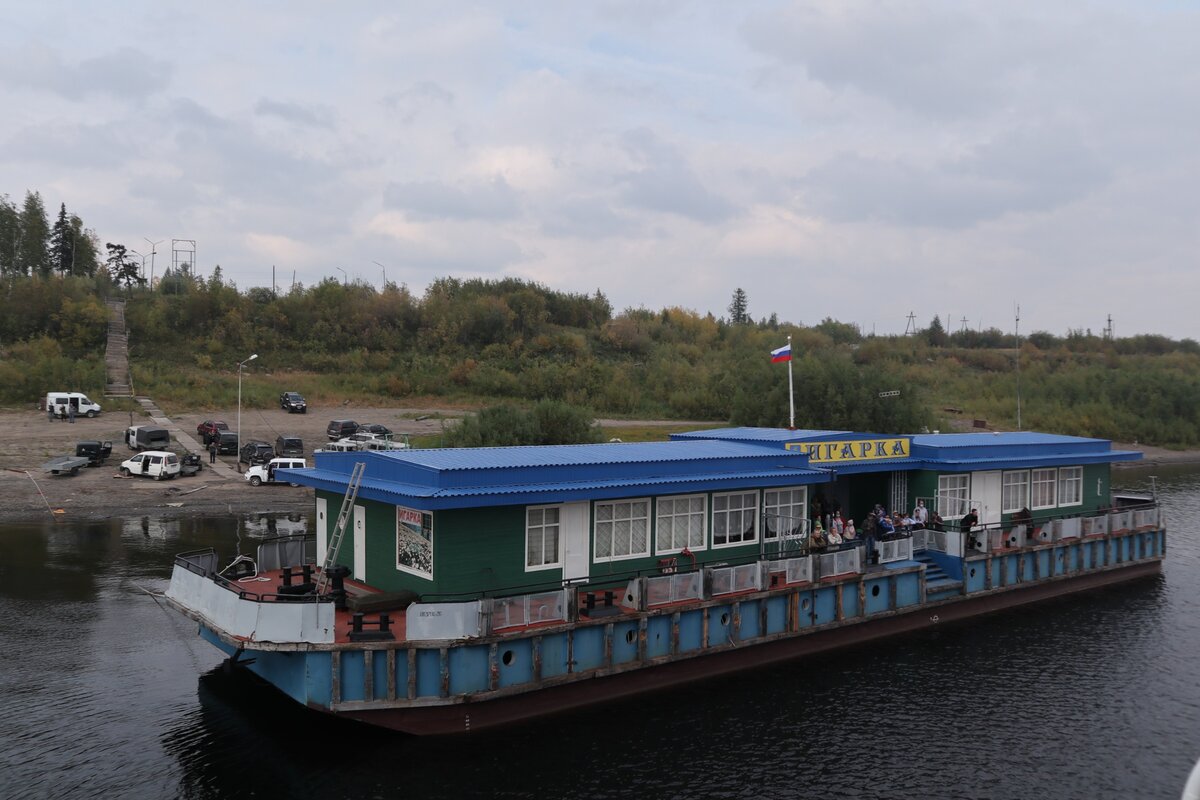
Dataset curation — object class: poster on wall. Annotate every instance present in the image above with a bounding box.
[396,506,433,578]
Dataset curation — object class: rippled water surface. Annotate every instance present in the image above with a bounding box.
[0,468,1197,800]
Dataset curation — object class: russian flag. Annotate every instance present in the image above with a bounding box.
[770,343,792,363]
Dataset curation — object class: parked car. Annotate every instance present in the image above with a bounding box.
[245,457,307,487]
[179,453,203,476]
[216,431,239,455]
[357,423,392,436]
[119,451,180,480]
[239,440,275,465]
[126,425,170,451]
[326,419,358,440]
[196,420,229,445]
[280,392,307,414]
[275,435,304,457]
[75,440,113,466]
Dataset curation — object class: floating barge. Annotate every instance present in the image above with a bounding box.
[164,429,1164,735]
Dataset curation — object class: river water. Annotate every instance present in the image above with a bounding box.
[0,466,1196,800]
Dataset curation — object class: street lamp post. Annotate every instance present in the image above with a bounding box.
[144,238,163,288]
[237,353,258,469]
[372,260,387,286]
[336,267,347,286]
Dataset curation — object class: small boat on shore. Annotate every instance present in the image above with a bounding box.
[164,427,1164,735]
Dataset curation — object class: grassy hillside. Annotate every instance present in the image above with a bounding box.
[3,274,1198,447]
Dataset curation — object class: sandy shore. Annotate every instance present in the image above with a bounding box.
[0,404,1192,524]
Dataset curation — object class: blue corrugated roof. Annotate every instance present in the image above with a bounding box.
[280,464,829,510]
[670,427,851,443]
[278,426,1141,510]
[910,432,1107,448]
[378,438,805,469]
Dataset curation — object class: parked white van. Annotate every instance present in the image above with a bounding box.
[245,457,307,487]
[46,392,102,419]
[119,451,181,480]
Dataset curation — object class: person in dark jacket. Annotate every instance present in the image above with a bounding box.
[208,440,218,464]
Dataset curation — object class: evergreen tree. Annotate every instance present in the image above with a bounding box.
[67,215,100,276]
[926,315,948,347]
[17,191,50,277]
[728,287,749,325]
[50,203,73,275]
[0,194,18,276]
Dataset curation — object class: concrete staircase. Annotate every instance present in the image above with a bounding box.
[104,299,133,397]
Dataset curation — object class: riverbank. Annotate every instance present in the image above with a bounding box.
[0,405,1193,524]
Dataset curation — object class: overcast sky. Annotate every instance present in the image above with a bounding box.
[2,2,1197,338]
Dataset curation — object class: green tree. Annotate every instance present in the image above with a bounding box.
[105,243,144,290]
[17,190,50,277]
[0,194,19,275]
[67,216,100,276]
[728,287,749,325]
[926,315,947,347]
[50,203,73,275]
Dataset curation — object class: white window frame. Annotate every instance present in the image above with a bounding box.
[763,487,807,541]
[655,494,707,555]
[937,474,970,519]
[1030,468,1057,510]
[593,498,651,563]
[525,505,562,571]
[1058,466,1083,507]
[712,490,758,549]
[1002,470,1030,513]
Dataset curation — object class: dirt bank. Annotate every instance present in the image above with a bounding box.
[0,404,462,525]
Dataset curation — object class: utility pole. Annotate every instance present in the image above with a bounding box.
[1014,304,1022,431]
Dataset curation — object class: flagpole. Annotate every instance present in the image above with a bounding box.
[787,334,795,429]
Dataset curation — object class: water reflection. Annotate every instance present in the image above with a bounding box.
[0,472,1198,800]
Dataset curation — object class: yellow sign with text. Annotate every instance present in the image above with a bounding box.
[785,438,910,463]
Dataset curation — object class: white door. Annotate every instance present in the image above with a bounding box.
[561,501,590,583]
[975,471,1003,526]
[316,497,328,562]
[353,504,366,581]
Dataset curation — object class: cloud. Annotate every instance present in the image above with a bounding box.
[1,44,170,101]
[382,176,521,221]
[741,2,1024,118]
[801,127,1109,228]
[381,81,455,124]
[617,128,735,223]
[254,99,334,129]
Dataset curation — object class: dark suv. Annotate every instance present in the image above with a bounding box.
[280,392,307,414]
[239,440,275,465]
[217,431,239,455]
[275,435,304,457]
[327,419,358,440]
[196,420,229,445]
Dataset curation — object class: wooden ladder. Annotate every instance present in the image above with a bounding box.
[315,462,366,594]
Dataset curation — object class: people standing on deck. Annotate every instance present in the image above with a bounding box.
[878,512,895,538]
[913,499,928,528]
[961,508,980,549]
[863,513,878,565]
[810,521,828,553]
